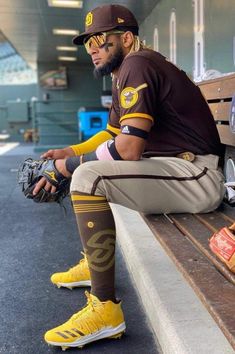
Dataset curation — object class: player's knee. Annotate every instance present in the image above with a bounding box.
[70,161,100,194]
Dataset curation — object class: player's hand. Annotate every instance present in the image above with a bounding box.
[33,177,56,195]
[32,159,71,196]
[41,147,75,160]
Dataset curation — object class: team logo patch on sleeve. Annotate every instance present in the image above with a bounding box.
[120,83,148,109]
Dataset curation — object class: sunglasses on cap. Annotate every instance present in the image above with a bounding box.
[83,31,125,53]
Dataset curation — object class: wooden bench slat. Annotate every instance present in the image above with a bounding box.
[218,203,235,221]
[199,73,235,100]
[220,76,235,99]
[142,213,235,349]
[209,101,231,121]
[195,210,235,230]
[169,212,235,285]
[217,125,235,146]
[198,74,235,145]
[200,81,223,100]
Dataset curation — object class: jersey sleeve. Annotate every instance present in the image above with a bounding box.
[108,77,121,129]
[117,55,159,124]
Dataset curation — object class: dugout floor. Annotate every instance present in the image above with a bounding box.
[0,144,159,354]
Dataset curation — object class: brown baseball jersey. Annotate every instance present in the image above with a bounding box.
[109,49,224,158]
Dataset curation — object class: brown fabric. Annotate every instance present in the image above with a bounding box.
[71,192,116,302]
[108,49,224,158]
[73,4,138,45]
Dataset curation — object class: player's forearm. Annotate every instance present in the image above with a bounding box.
[70,124,120,156]
[65,134,146,174]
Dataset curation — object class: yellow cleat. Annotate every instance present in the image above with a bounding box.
[44,291,126,349]
[51,252,91,289]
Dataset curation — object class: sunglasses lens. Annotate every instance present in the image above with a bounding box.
[84,33,106,52]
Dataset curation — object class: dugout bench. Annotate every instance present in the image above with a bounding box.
[142,73,235,350]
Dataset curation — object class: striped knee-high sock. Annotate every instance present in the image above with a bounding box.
[71,192,116,302]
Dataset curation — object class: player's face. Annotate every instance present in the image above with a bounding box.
[84,32,125,77]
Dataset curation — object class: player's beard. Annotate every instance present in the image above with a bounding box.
[93,44,125,79]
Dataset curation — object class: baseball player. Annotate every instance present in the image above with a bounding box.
[30,4,225,350]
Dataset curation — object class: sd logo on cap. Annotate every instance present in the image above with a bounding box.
[73,4,138,46]
[86,12,93,27]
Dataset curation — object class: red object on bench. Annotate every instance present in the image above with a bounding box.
[210,224,235,272]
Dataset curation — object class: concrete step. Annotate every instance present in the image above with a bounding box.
[111,204,234,354]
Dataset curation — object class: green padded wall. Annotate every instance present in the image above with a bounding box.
[140,0,235,78]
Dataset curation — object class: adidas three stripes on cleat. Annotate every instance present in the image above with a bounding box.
[44,291,126,350]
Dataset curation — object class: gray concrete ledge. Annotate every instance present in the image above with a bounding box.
[111,204,234,354]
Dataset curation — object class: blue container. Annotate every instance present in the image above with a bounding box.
[78,110,109,141]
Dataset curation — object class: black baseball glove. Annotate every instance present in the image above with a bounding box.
[18,158,71,203]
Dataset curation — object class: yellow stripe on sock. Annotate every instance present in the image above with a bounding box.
[71,195,106,201]
[75,209,110,214]
[72,200,107,206]
[73,205,110,211]
[73,203,109,209]
[73,208,111,213]
[73,205,110,213]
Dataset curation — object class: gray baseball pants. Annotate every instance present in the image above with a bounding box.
[70,154,225,214]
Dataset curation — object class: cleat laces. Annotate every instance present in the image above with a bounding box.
[71,292,105,334]
[69,252,88,277]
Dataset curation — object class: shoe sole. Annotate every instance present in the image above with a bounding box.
[45,322,126,349]
[54,280,91,289]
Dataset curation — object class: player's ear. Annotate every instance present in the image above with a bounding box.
[121,31,134,49]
